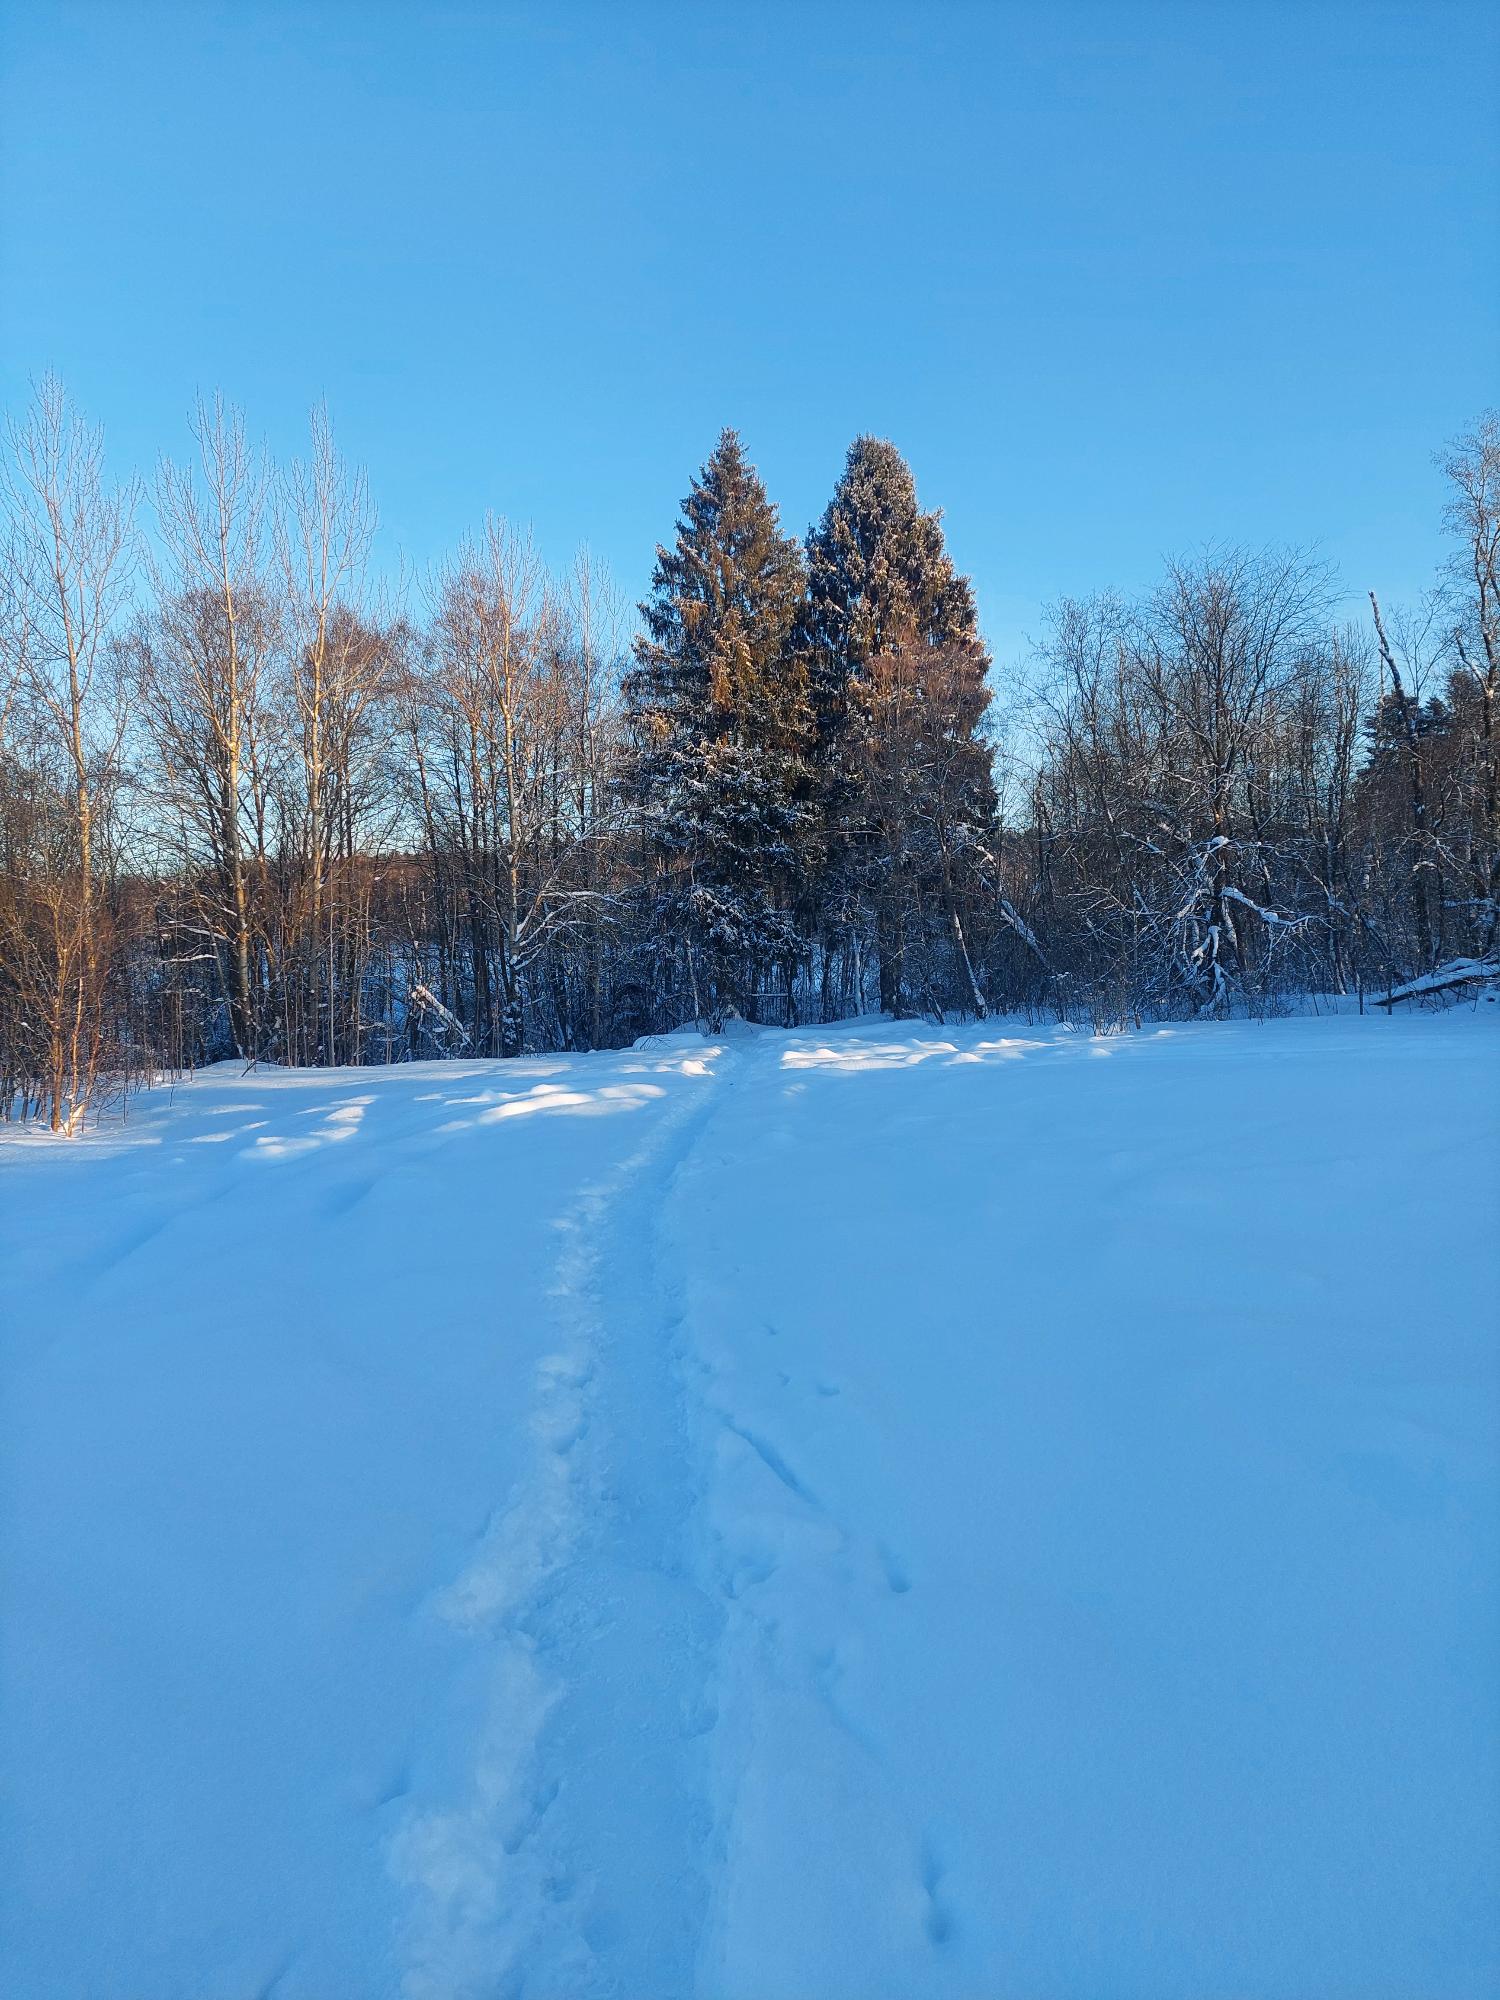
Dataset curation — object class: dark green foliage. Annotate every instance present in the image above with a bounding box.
[624,431,814,1021]
[800,437,997,1014]
[801,436,983,748]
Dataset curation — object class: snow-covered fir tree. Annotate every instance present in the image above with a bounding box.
[801,436,984,742]
[623,430,814,1027]
[800,437,997,1014]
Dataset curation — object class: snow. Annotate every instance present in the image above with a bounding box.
[1376,957,1500,1004]
[2,1011,1497,1999]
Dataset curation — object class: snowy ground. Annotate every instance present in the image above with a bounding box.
[2,1010,1497,2000]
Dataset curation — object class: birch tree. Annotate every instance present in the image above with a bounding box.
[0,378,136,1128]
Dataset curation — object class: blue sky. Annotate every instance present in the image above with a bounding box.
[3,0,1496,675]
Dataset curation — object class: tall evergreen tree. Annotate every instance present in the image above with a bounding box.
[801,436,983,746]
[800,437,996,1015]
[623,430,813,1026]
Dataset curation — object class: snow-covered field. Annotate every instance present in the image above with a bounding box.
[2,1010,1497,2000]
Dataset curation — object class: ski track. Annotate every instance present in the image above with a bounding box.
[394,1027,991,1995]
[394,1039,746,2000]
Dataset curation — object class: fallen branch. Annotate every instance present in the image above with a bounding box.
[1374,958,1500,1007]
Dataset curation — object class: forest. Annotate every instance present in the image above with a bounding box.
[1,380,1496,1129]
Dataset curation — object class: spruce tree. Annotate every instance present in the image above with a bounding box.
[801,437,996,1016]
[802,436,982,744]
[624,430,813,1026]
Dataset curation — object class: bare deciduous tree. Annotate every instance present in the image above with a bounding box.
[0,378,136,1128]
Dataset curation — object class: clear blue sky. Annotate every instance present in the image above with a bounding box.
[3,0,1496,675]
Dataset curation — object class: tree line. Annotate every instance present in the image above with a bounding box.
[1,379,1496,1128]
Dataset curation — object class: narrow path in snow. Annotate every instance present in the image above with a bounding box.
[397,1037,746,2000]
